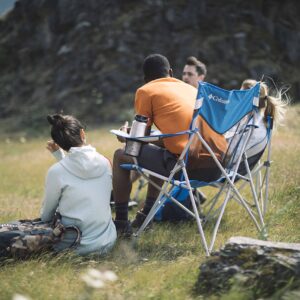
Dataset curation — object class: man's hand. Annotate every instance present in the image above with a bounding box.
[117,121,130,143]
[46,140,60,153]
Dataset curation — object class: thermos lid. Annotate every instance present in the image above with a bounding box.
[135,115,148,123]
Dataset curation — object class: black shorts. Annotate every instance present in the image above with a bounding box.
[137,144,221,182]
[137,144,177,177]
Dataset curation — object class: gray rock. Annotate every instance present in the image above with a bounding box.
[57,45,72,56]
[227,236,300,251]
[195,236,300,298]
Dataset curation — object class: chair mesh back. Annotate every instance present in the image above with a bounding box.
[196,82,260,134]
[223,111,268,174]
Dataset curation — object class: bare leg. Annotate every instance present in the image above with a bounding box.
[113,148,134,204]
[113,146,164,230]
[146,176,163,199]
[130,171,141,183]
[113,148,162,206]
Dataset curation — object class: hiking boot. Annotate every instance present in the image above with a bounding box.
[131,210,149,229]
[110,200,138,210]
[113,220,133,238]
[194,190,207,204]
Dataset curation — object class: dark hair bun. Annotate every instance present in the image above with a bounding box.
[47,115,54,125]
[47,114,65,128]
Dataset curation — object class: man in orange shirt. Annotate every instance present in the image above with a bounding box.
[113,54,226,235]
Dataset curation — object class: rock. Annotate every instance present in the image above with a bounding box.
[227,236,300,251]
[194,236,300,298]
[74,21,91,31]
[57,45,72,55]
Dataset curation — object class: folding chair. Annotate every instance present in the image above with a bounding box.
[201,107,273,246]
[242,114,273,218]
[111,81,266,255]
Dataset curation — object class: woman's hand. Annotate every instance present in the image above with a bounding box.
[46,140,60,153]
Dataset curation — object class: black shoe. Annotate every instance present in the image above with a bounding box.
[131,210,149,229]
[195,190,207,204]
[113,220,133,238]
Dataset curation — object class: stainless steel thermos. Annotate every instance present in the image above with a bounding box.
[125,115,148,156]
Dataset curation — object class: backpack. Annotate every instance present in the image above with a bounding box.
[0,214,81,258]
[154,186,197,222]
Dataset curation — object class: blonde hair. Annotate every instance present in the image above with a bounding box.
[241,79,289,127]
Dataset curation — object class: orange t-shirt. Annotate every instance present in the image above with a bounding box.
[134,77,196,154]
[187,116,228,168]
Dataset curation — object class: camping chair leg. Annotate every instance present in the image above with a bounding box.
[263,162,271,216]
[209,187,233,252]
[263,128,273,216]
[137,171,194,219]
[244,156,265,229]
[255,165,264,213]
[195,189,207,204]
[135,179,173,236]
[215,172,262,235]
[181,167,210,256]
[203,184,228,225]
[252,161,270,218]
[232,162,265,209]
[131,177,148,202]
[227,180,262,231]
[230,162,263,203]
[196,131,262,250]
[135,163,184,236]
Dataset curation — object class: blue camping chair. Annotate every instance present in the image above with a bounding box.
[202,104,273,234]
[112,82,269,255]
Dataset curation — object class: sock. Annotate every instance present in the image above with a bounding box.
[141,196,156,215]
[115,202,129,221]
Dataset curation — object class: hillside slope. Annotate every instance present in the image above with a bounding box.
[0,0,299,130]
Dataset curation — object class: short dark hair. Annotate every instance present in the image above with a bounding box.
[143,54,170,82]
[47,114,85,151]
[186,56,207,76]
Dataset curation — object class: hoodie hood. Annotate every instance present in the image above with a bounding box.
[59,145,110,179]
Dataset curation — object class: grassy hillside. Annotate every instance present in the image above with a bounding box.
[0,105,299,299]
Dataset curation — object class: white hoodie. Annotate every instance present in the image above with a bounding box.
[41,145,116,255]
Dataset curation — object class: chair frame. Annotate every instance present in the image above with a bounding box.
[202,115,273,242]
[113,82,271,255]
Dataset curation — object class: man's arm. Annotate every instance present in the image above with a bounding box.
[135,88,166,147]
[134,88,153,127]
[151,139,165,148]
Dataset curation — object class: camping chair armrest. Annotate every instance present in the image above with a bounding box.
[246,123,259,129]
[237,123,259,134]
[110,129,194,143]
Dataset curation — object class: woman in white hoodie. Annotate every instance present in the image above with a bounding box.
[41,114,116,255]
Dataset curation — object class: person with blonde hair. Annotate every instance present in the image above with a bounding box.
[240,79,288,127]
[228,79,289,173]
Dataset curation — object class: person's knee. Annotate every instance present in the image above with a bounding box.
[149,175,163,185]
[113,148,133,166]
[113,148,125,164]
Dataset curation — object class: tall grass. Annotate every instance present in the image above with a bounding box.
[0,106,299,300]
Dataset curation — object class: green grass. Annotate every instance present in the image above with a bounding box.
[0,107,299,300]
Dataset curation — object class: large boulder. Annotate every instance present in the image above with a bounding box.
[195,237,300,298]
